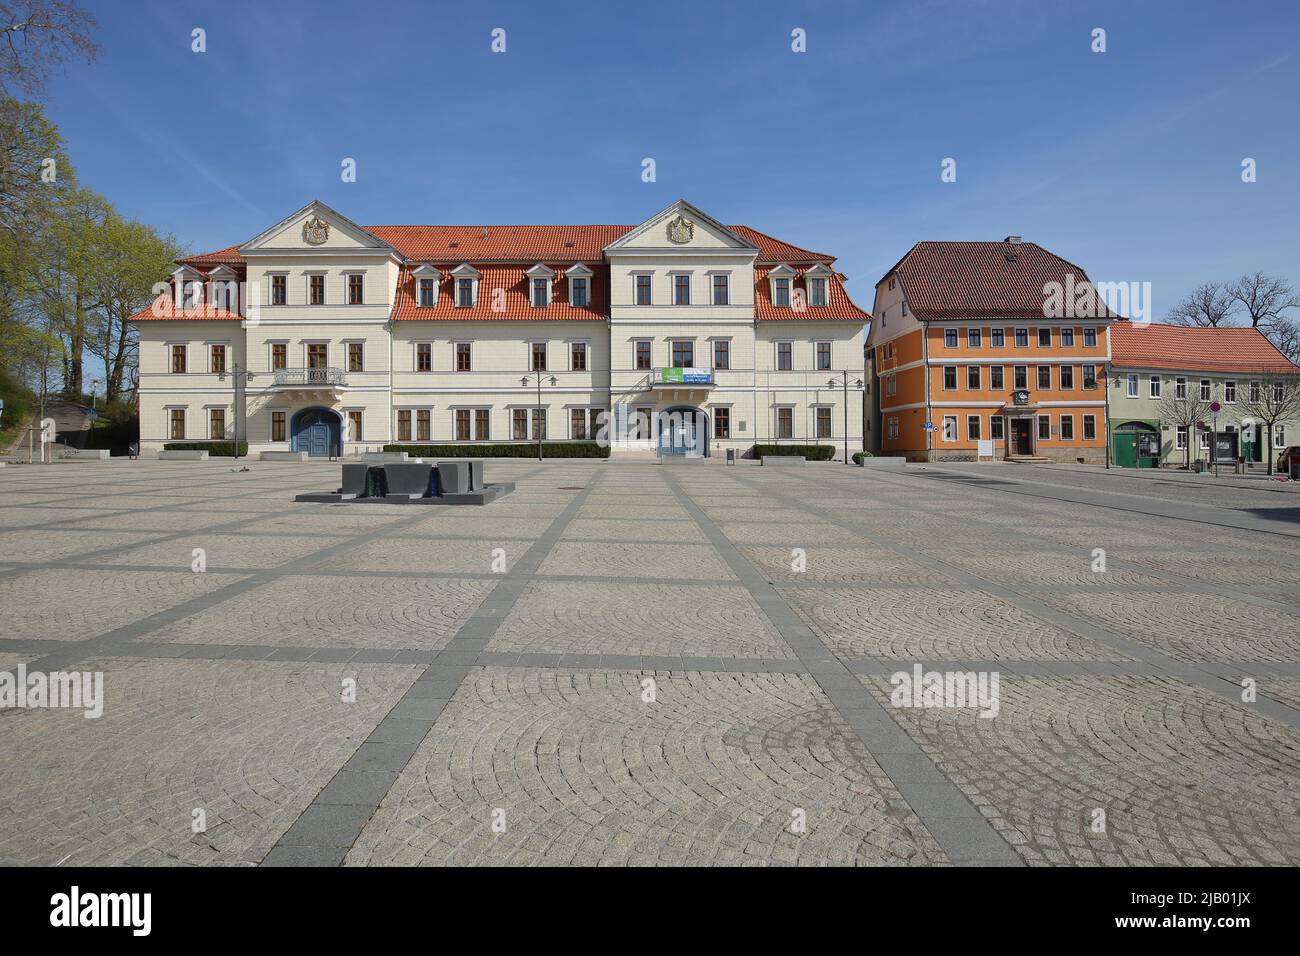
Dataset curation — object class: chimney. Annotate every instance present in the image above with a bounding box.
[1004,235,1021,263]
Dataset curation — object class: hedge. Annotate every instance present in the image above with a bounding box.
[163,441,249,457]
[383,442,610,459]
[751,444,835,461]
[851,451,873,465]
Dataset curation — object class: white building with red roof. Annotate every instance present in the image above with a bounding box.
[131,199,868,459]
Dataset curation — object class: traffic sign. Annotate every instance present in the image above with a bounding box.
[1209,400,1222,414]
[922,422,936,431]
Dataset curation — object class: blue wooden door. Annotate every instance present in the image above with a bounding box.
[307,424,329,457]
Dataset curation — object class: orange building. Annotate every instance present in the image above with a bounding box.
[867,238,1116,462]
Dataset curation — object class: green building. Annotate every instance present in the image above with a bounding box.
[1108,322,1299,468]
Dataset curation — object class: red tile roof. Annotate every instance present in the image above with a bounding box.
[128,294,243,323]
[176,245,244,268]
[164,221,868,323]
[884,240,1118,321]
[1110,321,1299,374]
[368,225,624,262]
[755,266,870,322]
[179,223,840,267]
[391,264,607,322]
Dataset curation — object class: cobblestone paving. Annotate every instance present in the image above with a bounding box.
[861,675,1300,866]
[1,457,1298,867]
[346,668,944,866]
[0,658,421,866]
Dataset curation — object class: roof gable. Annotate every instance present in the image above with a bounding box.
[603,199,760,255]
[239,200,397,256]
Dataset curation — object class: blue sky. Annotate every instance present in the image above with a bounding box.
[45,0,1300,319]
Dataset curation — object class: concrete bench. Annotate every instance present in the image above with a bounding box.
[761,456,806,466]
[62,448,110,460]
[260,450,308,462]
[859,456,907,469]
[341,463,369,498]
[361,452,412,463]
[158,450,209,461]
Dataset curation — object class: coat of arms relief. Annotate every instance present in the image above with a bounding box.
[301,215,330,245]
[666,214,694,244]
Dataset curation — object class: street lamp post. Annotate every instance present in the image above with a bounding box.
[220,363,255,461]
[827,372,864,465]
[522,374,558,461]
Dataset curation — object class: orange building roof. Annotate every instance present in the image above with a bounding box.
[1110,321,1298,374]
[884,239,1118,321]
[128,294,243,323]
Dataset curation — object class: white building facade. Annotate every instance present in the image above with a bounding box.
[132,199,868,459]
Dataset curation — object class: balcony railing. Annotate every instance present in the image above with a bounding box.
[273,367,347,387]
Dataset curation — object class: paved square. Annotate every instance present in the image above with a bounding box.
[1,457,1298,866]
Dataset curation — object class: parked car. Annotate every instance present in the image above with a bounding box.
[1277,446,1300,473]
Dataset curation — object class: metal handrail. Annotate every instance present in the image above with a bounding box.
[273,367,347,386]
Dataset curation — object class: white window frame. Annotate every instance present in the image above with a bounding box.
[1038,415,1052,442]
[966,414,981,441]
[941,415,958,443]
[413,340,434,373]
[1127,374,1139,398]
[343,270,365,306]
[944,328,959,348]
[670,270,692,306]
[967,328,981,348]
[1059,414,1074,442]
[566,263,593,307]
[1148,375,1161,399]
[1060,327,1076,347]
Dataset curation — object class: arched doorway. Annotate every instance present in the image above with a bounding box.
[291,407,342,458]
[1111,420,1160,468]
[657,406,709,458]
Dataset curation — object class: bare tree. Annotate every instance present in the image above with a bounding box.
[1154,387,1211,470]
[1265,318,1300,364]
[0,1,97,97]
[1166,281,1237,327]
[1235,371,1300,475]
[1228,272,1300,331]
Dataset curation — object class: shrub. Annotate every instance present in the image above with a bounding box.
[751,444,835,461]
[851,451,874,465]
[163,441,249,457]
[384,442,610,459]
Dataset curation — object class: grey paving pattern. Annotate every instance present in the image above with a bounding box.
[1,457,1298,867]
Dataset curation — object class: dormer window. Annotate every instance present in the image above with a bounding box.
[412,264,441,308]
[768,263,797,308]
[566,263,593,308]
[450,263,481,308]
[805,263,833,307]
[173,265,206,309]
[526,263,555,308]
